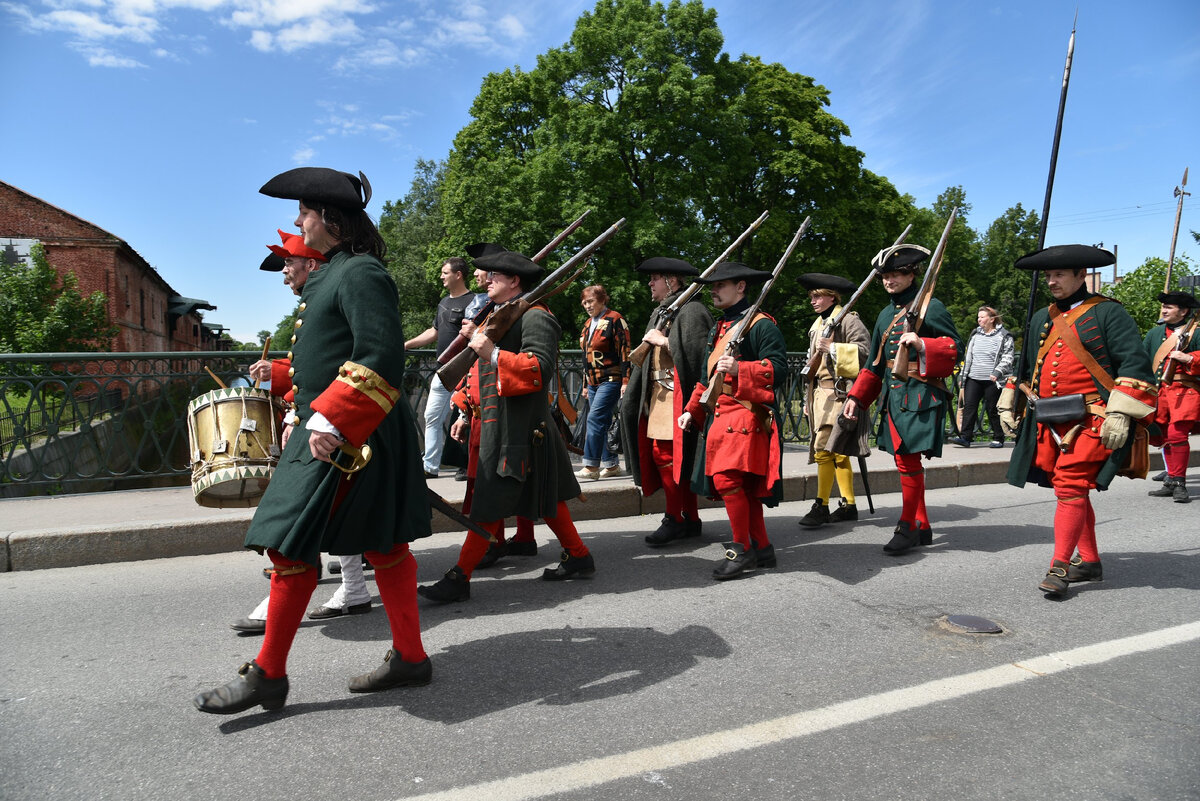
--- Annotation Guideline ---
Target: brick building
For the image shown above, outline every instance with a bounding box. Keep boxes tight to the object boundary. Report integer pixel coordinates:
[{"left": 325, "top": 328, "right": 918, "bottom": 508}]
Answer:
[{"left": 0, "top": 181, "right": 220, "bottom": 352}]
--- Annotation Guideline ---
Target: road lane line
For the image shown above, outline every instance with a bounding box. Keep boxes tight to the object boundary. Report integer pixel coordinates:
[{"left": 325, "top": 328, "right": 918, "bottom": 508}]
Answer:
[{"left": 401, "top": 621, "right": 1200, "bottom": 801}]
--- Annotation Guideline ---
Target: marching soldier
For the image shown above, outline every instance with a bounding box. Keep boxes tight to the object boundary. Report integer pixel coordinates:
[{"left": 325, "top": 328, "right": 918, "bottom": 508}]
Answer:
[
  {"left": 796, "top": 273, "right": 870, "bottom": 527},
  {"left": 195, "top": 167, "right": 432, "bottom": 715},
  {"left": 619, "top": 258, "right": 713, "bottom": 546},
  {"left": 1144, "top": 290, "right": 1199, "bottom": 503},
  {"left": 419, "top": 249, "right": 594, "bottom": 603},
  {"left": 1000, "top": 245, "right": 1158, "bottom": 599},
  {"left": 841, "top": 245, "right": 962, "bottom": 554},
  {"left": 678, "top": 262, "right": 787, "bottom": 580}
]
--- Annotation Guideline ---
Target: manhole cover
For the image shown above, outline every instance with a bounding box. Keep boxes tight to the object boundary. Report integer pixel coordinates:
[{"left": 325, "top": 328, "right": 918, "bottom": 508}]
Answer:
[{"left": 941, "top": 614, "right": 1003, "bottom": 634}]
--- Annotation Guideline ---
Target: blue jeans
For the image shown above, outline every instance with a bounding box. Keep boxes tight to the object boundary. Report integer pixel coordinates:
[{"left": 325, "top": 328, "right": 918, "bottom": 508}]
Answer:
[
  {"left": 583, "top": 380, "right": 620, "bottom": 469},
  {"left": 421, "top": 380, "right": 453, "bottom": 473}
]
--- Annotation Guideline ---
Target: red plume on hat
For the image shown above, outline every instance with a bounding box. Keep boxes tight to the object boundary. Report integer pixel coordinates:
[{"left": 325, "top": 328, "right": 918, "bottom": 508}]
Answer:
[{"left": 266, "top": 229, "right": 327, "bottom": 262}]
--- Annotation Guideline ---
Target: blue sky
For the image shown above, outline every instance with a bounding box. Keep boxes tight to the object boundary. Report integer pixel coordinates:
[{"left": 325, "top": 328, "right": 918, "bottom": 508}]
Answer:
[{"left": 3, "top": 0, "right": 1198, "bottom": 342}]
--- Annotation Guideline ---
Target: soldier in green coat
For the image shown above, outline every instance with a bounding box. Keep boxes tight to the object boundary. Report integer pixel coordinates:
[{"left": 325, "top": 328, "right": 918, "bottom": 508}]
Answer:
[
  {"left": 841, "top": 244, "right": 962, "bottom": 554},
  {"left": 418, "top": 250, "right": 594, "bottom": 604},
  {"left": 195, "top": 168, "right": 432, "bottom": 716}
]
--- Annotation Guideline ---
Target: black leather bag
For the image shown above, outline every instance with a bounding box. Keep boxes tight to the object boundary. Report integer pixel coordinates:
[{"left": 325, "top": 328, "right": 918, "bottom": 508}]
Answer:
[{"left": 1032, "top": 393, "right": 1087, "bottom": 425}]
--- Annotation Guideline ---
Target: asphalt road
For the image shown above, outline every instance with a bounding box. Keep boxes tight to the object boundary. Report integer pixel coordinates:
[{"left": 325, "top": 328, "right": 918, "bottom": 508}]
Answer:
[{"left": 2, "top": 475, "right": 1198, "bottom": 801}]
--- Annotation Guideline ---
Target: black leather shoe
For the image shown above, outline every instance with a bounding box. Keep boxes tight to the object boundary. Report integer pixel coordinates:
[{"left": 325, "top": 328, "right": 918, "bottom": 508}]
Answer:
[
  {"left": 348, "top": 650, "right": 432, "bottom": 693},
  {"left": 948, "top": 436, "right": 971, "bottom": 448},
  {"left": 883, "top": 521, "right": 931, "bottom": 554},
  {"left": 229, "top": 617, "right": 266, "bottom": 634},
  {"left": 828, "top": 500, "right": 858, "bottom": 524},
  {"left": 1173, "top": 478, "right": 1190, "bottom": 504},
  {"left": 475, "top": 541, "right": 508, "bottom": 569},
  {"left": 1151, "top": 470, "right": 1167, "bottom": 482},
  {"left": 307, "top": 600, "right": 372, "bottom": 620},
  {"left": 713, "top": 542, "right": 757, "bottom": 580},
  {"left": 507, "top": 540, "right": 538, "bottom": 556},
  {"left": 1148, "top": 476, "right": 1177, "bottom": 497},
  {"left": 418, "top": 566, "right": 470, "bottom": 603},
  {"left": 454, "top": 467, "right": 468, "bottom": 482},
  {"left": 1039, "top": 560, "right": 1070, "bottom": 598},
  {"left": 797, "top": 500, "right": 829, "bottom": 528},
  {"left": 1066, "top": 556, "right": 1103, "bottom": 583},
  {"left": 423, "top": 470, "right": 439, "bottom": 479},
  {"left": 682, "top": 514, "right": 703, "bottom": 538},
  {"left": 755, "top": 543, "right": 777, "bottom": 568},
  {"left": 541, "top": 550, "right": 595, "bottom": 581},
  {"left": 645, "top": 515, "right": 685, "bottom": 547},
  {"left": 194, "top": 660, "right": 287, "bottom": 714}
]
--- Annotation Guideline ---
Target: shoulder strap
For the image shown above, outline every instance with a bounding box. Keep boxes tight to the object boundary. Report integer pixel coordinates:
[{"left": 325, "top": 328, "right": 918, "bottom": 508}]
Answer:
[
  {"left": 706, "top": 313, "right": 768, "bottom": 377},
  {"left": 871, "top": 308, "right": 909, "bottom": 368},
  {"left": 1047, "top": 297, "right": 1114, "bottom": 392}
]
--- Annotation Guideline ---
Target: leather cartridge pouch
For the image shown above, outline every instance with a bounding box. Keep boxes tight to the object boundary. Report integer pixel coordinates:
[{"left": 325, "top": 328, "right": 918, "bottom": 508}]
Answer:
[{"left": 1032, "top": 393, "right": 1087, "bottom": 426}]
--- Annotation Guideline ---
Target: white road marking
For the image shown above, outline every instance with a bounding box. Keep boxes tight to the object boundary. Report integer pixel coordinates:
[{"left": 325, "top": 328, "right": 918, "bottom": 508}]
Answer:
[{"left": 400, "top": 621, "right": 1200, "bottom": 801}]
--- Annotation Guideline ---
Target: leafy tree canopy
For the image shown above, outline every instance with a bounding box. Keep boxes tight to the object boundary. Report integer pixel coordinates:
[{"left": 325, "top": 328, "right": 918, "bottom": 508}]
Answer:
[
  {"left": 1107, "top": 255, "right": 1196, "bottom": 333},
  {"left": 0, "top": 243, "right": 118, "bottom": 354}
]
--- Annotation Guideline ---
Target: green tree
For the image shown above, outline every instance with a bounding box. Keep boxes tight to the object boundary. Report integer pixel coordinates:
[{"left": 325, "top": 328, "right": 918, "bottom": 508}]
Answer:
[
  {"left": 257, "top": 330, "right": 271, "bottom": 347},
  {"left": 378, "top": 158, "right": 450, "bottom": 339},
  {"left": 1108, "top": 255, "right": 1196, "bottom": 333},
  {"left": 434, "top": 0, "right": 911, "bottom": 346},
  {"left": 0, "top": 243, "right": 118, "bottom": 354},
  {"left": 977, "top": 203, "right": 1043, "bottom": 338}
]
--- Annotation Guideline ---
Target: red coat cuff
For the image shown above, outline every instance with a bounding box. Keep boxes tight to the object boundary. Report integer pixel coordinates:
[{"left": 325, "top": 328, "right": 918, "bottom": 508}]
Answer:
[
  {"left": 497, "top": 351, "right": 544, "bottom": 397},
  {"left": 310, "top": 360, "right": 401, "bottom": 448},
  {"left": 733, "top": 359, "right": 775, "bottom": 405},
  {"left": 849, "top": 369, "right": 882, "bottom": 407},
  {"left": 269, "top": 359, "right": 291, "bottom": 398},
  {"left": 684, "top": 381, "right": 708, "bottom": 422},
  {"left": 920, "top": 337, "right": 958, "bottom": 379}
]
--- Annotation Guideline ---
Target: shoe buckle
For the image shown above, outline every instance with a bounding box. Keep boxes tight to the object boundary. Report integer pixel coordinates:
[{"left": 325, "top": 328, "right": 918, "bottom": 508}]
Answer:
[
  {"left": 724, "top": 548, "right": 739, "bottom": 560},
  {"left": 237, "top": 662, "right": 252, "bottom": 677},
  {"left": 560, "top": 550, "right": 570, "bottom": 563},
  {"left": 1047, "top": 566, "right": 1068, "bottom": 579}
]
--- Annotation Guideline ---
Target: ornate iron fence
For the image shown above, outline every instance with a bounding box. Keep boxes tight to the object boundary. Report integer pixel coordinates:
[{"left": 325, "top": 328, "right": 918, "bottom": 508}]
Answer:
[{"left": 0, "top": 349, "right": 976, "bottom": 497}]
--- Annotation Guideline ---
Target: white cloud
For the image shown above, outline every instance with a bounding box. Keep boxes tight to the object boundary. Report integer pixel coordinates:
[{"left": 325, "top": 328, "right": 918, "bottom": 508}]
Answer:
[
  {"left": 292, "top": 145, "right": 316, "bottom": 164},
  {"left": 69, "top": 41, "right": 146, "bottom": 66}
]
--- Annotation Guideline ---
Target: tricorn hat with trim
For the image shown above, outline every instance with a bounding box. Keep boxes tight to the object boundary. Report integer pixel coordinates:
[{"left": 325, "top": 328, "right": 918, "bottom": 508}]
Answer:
[
  {"left": 1158, "top": 290, "right": 1200, "bottom": 310},
  {"left": 695, "top": 262, "right": 771, "bottom": 284},
  {"left": 635, "top": 257, "right": 699, "bottom": 277},
  {"left": 266, "top": 229, "right": 327, "bottom": 263},
  {"left": 798, "top": 272, "right": 855, "bottom": 295},
  {"left": 872, "top": 244, "right": 931, "bottom": 273},
  {"left": 473, "top": 250, "right": 544, "bottom": 280},
  {"left": 1014, "top": 244, "right": 1115, "bottom": 272},
  {"left": 259, "top": 167, "right": 372, "bottom": 210}
]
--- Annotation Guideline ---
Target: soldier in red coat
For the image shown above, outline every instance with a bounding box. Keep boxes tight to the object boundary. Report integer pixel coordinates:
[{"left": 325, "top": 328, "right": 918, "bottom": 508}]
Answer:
[
  {"left": 1001, "top": 245, "right": 1158, "bottom": 599},
  {"left": 1144, "top": 290, "right": 1200, "bottom": 503}
]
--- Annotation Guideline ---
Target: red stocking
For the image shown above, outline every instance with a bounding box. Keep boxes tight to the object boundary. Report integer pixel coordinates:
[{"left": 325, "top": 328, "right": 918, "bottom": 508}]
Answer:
[
  {"left": 367, "top": 544, "right": 427, "bottom": 664},
  {"left": 544, "top": 502, "right": 589, "bottom": 557},
  {"left": 256, "top": 550, "right": 319, "bottom": 679}
]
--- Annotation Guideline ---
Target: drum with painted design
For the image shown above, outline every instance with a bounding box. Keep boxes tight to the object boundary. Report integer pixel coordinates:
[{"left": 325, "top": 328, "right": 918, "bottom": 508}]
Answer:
[{"left": 187, "top": 387, "right": 282, "bottom": 508}]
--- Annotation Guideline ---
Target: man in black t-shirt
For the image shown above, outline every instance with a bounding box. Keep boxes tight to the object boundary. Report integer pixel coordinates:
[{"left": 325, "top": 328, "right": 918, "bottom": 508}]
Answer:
[{"left": 406, "top": 258, "right": 472, "bottom": 476}]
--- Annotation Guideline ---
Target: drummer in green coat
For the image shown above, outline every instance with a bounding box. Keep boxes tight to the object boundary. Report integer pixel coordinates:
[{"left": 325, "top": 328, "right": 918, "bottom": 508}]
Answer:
[
  {"left": 195, "top": 167, "right": 433, "bottom": 716},
  {"left": 841, "top": 244, "right": 962, "bottom": 554}
]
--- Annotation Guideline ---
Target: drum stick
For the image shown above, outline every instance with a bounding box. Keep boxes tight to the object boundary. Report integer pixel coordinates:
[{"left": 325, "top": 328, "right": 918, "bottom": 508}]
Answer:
[
  {"left": 254, "top": 337, "right": 271, "bottom": 389},
  {"left": 204, "top": 366, "right": 228, "bottom": 389}
]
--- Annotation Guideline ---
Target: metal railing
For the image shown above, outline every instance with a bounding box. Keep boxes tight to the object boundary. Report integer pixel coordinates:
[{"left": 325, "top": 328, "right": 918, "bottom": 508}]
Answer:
[{"left": 0, "top": 350, "right": 981, "bottom": 497}]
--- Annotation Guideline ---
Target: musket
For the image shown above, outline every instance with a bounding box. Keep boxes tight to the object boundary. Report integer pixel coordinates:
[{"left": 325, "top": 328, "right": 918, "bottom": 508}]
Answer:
[
  {"left": 1161, "top": 313, "right": 1199, "bottom": 385},
  {"left": 1016, "top": 17, "right": 1076, "bottom": 393},
  {"left": 436, "top": 217, "right": 627, "bottom": 390},
  {"left": 1164, "top": 167, "right": 1190, "bottom": 292},
  {"left": 628, "top": 210, "right": 770, "bottom": 367},
  {"left": 800, "top": 223, "right": 913, "bottom": 378},
  {"left": 698, "top": 216, "right": 812, "bottom": 412},
  {"left": 893, "top": 207, "right": 958, "bottom": 382},
  {"left": 857, "top": 455, "right": 875, "bottom": 514},
  {"left": 436, "top": 210, "right": 593, "bottom": 366},
  {"left": 427, "top": 489, "right": 497, "bottom": 543}
]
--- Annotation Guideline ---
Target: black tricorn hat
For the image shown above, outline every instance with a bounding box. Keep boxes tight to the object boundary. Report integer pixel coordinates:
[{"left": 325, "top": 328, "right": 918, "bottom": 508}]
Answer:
[
  {"left": 1014, "top": 244, "right": 1115, "bottom": 272},
  {"left": 465, "top": 242, "right": 508, "bottom": 260},
  {"left": 696, "top": 261, "right": 771, "bottom": 284},
  {"left": 259, "top": 167, "right": 372, "bottom": 210},
  {"left": 259, "top": 253, "right": 285, "bottom": 272},
  {"left": 635, "top": 257, "right": 699, "bottom": 277},
  {"left": 872, "top": 244, "right": 930, "bottom": 273},
  {"left": 474, "top": 250, "right": 544, "bottom": 280},
  {"left": 798, "top": 272, "right": 855, "bottom": 295},
  {"left": 1158, "top": 291, "right": 1200, "bottom": 309}
]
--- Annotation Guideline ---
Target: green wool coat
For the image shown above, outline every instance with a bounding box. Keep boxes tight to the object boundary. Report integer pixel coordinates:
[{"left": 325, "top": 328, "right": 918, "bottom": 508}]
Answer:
[
  {"left": 244, "top": 249, "right": 431, "bottom": 565},
  {"left": 470, "top": 306, "right": 581, "bottom": 522},
  {"left": 1006, "top": 295, "right": 1156, "bottom": 490},
  {"left": 861, "top": 284, "right": 963, "bottom": 456}
]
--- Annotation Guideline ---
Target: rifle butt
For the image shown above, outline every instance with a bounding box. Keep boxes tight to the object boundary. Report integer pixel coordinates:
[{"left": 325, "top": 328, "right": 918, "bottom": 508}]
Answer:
[
  {"left": 437, "top": 347, "right": 477, "bottom": 391},
  {"left": 628, "top": 341, "right": 652, "bottom": 368}
]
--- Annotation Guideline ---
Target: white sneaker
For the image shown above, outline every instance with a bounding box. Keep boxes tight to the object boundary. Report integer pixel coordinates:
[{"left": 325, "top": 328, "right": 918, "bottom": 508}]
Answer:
[
  {"left": 598, "top": 465, "right": 624, "bottom": 479},
  {"left": 575, "top": 466, "right": 600, "bottom": 480}
]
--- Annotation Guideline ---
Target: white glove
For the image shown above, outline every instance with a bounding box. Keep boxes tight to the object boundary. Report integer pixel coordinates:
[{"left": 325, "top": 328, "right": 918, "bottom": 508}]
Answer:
[
  {"left": 677, "top": 412, "right": 693, "bottom": 431},
  {"left": 997, "top": 385, "right": 1020, "bottom": 437},
  {"left": 1098, "top": 412, "right": 1130, "bottom": 450}
]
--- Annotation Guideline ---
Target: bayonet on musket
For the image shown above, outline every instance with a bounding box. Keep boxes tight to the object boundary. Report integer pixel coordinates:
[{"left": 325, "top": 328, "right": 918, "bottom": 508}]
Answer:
[
  {"left": 800, "top": 223, "right": 914, "bottom": 378},
  {"left": 436, "top": 218, "right": 627, "bottom": 390},
  {"left": 892, "top": 207, "right": 958, "bottom": 383},
  {"left": 628, "top": 210, "right": 770, "bottom": 367},
  {"left": 436, "top": 210, "right": 593, "bottom": 366},
  {"left": 698, "top": 216, "right": 812, "bottom": 411}
]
